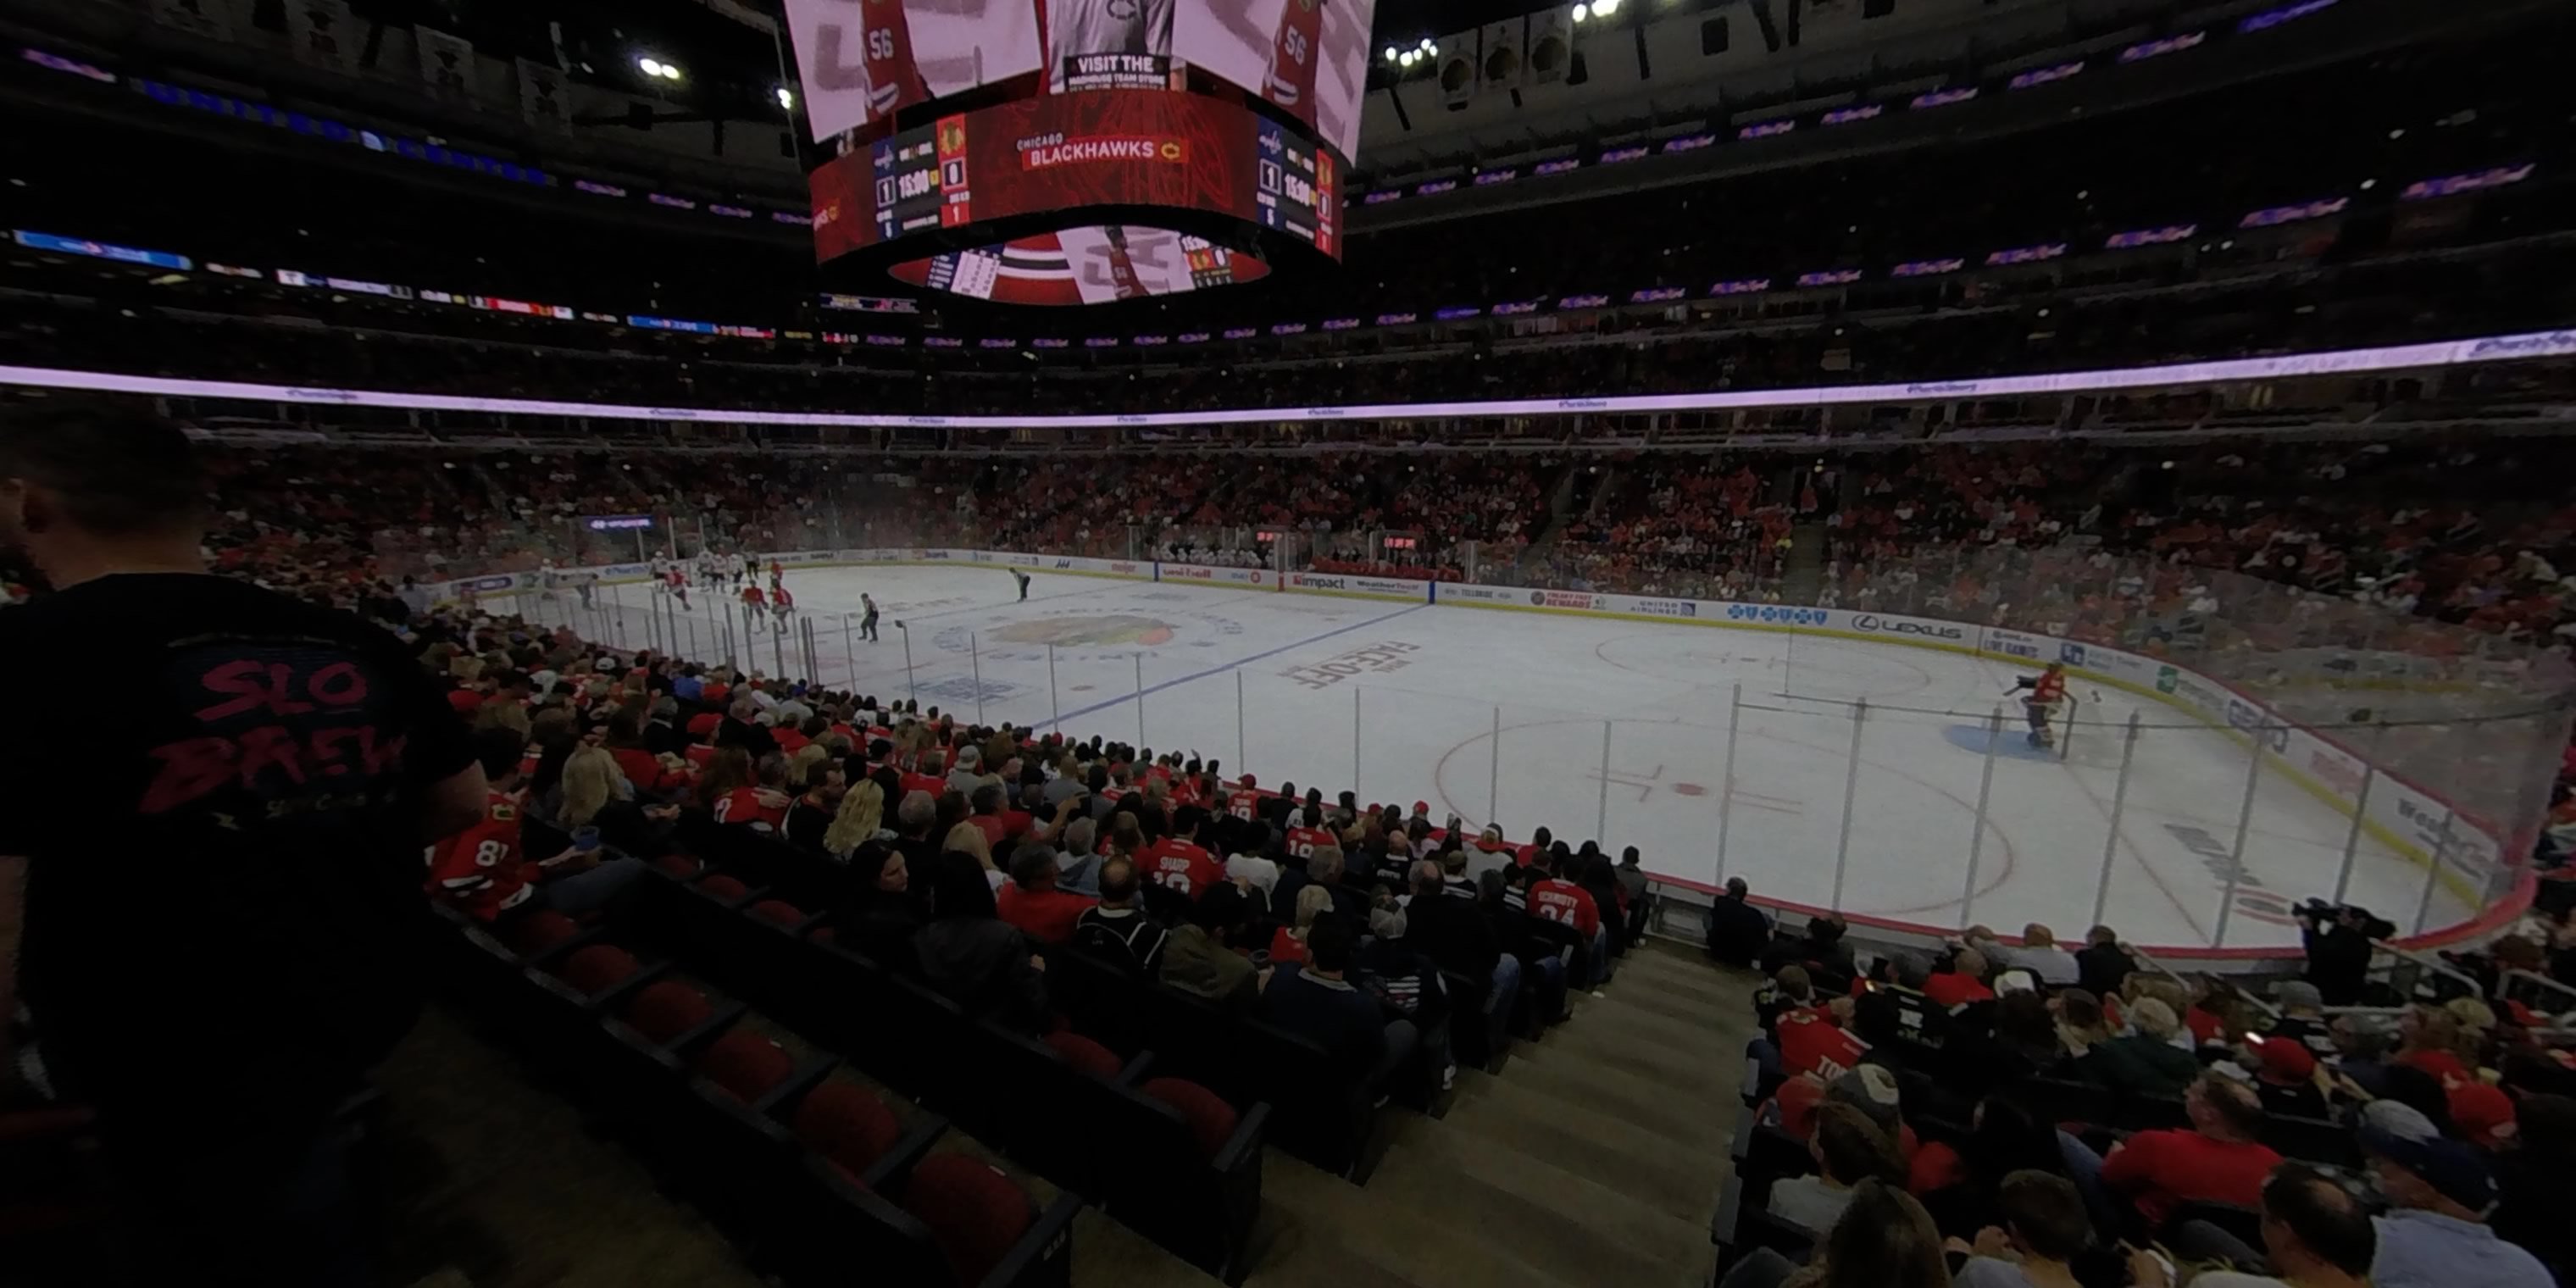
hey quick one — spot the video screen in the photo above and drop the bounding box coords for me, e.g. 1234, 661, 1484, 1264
809, 87, 1337, 266
783, 0, 1375, 161
780, 0, 1046, 142
889, 225, 1269, 303
1174, 0, 1375, 160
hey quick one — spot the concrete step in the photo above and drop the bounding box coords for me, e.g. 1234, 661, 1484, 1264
1365, 1117, 1714, 1288
1443, 1069, 1726, 1228
1506, 1027, 1737, 1129
1074, 1207, 1228, 1288
1259, 1148, 1591, 1288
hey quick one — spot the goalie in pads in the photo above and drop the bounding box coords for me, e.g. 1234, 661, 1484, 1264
2012, 662, 2068, 748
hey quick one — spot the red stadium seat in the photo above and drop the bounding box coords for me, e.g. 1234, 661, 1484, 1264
1141, 1078, 1240, 1160
899, 1155, 1035, 1288
653, 853, 702, 879
699, 874, 750, 902
1043, 1031, 1122, 1080
791, 1083, 904, 1179
748, 899, 808, 928
695, 1029, 793, 1102
502, 908, 581, 957
624, 980, 713, 1046
557, 944, 640, 995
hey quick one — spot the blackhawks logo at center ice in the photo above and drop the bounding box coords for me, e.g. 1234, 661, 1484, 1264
991, 615, 1178, 647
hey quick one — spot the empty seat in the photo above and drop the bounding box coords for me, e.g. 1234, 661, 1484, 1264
1141, 1077, 1238, 1160
1044, 1031, 1124, 1080
900, 1155, 1037, 1288
748, 899, 810, 929
625, 980, 715, 1046
502, 908, 582, 958
791, 1083, 905, 1180
654, 853, 703, 879
696, 1029, 794, 1102
557, 944, 641, 996
699, 874, 751, 902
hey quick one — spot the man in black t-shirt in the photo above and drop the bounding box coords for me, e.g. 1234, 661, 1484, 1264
0, 405, 486, 1285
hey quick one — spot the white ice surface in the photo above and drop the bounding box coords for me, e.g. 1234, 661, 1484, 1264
564, 566, 2471, 952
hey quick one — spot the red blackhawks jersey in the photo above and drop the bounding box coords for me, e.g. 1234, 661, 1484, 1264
1528, 878, 1600, 937
714, 786, 788, 830
1263, 0, 1323, 110
1776, 1006, 1869, 1080
1283, 825, 1335, 860
741, 585, 766, 607
425, 791, 535, 921
2029, 670, 2068, 704
858, 0, 931, 118
1140, 836, 1221, 898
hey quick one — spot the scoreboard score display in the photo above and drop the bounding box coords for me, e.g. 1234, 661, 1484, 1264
784, 0, 1368, 304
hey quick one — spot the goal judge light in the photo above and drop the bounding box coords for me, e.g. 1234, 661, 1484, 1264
780, 0, 1373, 305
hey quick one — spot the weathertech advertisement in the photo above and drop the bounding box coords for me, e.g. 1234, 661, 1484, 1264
1174, 0, 1375, 160
781, 0, 1044, 142
808, 88, 1336, 267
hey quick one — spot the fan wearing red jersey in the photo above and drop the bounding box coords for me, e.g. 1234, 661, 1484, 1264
427, 729, 645, 922
1774, 1003, 1870, 1080
1283, 820, 1336, 863
713, 755, 793, 830
1527, 865, 1600, 939
1140, 808, 1224, 898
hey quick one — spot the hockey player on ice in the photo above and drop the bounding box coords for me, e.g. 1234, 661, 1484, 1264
2011, 661, 2068, 748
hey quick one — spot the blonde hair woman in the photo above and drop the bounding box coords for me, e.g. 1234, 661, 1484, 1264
473, 700, 530, 737
787, 740, 832, 786
942, 819, 1003, 892
558, 746, 626, 830
824, 778, 888, 858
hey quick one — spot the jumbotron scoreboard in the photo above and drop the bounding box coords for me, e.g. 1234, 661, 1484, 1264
781, 0, 1371, 305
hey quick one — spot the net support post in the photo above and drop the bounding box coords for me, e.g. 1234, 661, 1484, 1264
2090, 712, 2143, 930
970, 632, 985, 725
1235, 669, 1246, 779
2412, 803, 2459, 936
1831, 698, 1866, 912
1488, 706, 1502, 832
1596, 719, 1613, 845
1048, 644, 1062, 733
2331, 722, 2388, 906
1963, 707, 2003, 928
1716, 683, 1742, 883
2211, 720, 2268, 947
1134, 652, 1146, 748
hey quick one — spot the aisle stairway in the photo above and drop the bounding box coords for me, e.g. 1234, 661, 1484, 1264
1243, 940, 1755, 1288
1779, 520, 1831, 602
371, 940, 1759, 1288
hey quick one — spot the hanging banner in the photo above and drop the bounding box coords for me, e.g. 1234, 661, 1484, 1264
149, 0, 236, 42
287, 0, 358, 71
1480, 17, 1523, 92
516, 57, 570, 131
416, 25, 478, 101
1526, 9, 1572, 86
1434, 27, 1476, 108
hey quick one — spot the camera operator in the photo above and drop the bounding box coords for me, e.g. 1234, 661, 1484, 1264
2298, 900, 2396, 1007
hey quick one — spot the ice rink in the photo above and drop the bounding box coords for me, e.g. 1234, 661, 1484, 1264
569, 564, 2472, 953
